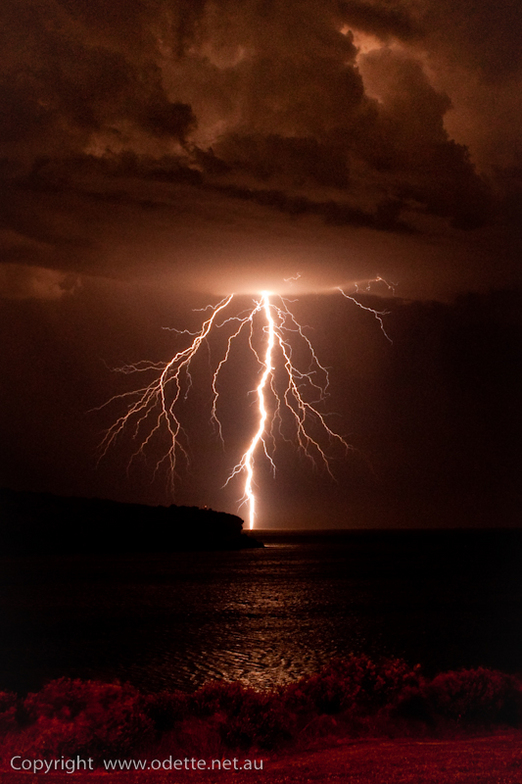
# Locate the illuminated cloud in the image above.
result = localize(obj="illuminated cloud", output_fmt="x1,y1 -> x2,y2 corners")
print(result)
0,0 -> 508,253
0,263 -> 80,300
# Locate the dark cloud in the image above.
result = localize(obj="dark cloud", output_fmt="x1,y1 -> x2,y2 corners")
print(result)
0,0 -> 196,163
214,134 -> 351,188
0,0 -> 506,245
422,0 -> 522,84
0,3 -> 518,304
0,263 -> 79,300
338,0 -> 422,42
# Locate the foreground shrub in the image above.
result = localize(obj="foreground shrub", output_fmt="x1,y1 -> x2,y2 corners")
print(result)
1,660 -> 521,766
0,693 -> 18,735
143,690 -> 189,732
19,678 -> 154,758
426,668 -> 522,728
191,680 -> 249,718
191,681 -> 291,749
217,690 -> 291,750
284,655 -> 422,717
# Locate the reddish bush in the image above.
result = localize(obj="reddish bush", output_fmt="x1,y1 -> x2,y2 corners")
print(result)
21,678 -> 153,758
0,693 -> 18,735
216,690 -> 291,750
190,680 -> 248,717
143,690 -> 189,732
426,668 -> 522,728
1,660 -> 521,765
190,681 -> 291,749
285,656 -> 422,717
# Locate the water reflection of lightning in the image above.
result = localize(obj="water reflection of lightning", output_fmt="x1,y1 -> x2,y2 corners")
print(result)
97,284 -> 390,529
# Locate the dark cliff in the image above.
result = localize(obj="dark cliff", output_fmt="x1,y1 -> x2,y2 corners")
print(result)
0,489 -> 263,554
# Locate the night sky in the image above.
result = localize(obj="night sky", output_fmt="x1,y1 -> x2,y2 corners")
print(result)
1,0 -> 520,528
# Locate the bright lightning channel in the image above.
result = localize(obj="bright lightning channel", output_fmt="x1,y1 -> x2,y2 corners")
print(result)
97,284 -> 390,529
233,292 -> 274,529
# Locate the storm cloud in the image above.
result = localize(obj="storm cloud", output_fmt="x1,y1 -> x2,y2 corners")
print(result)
2,0 -> 520,301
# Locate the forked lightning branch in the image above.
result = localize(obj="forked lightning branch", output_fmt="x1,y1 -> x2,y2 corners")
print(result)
97,286 -> 391,529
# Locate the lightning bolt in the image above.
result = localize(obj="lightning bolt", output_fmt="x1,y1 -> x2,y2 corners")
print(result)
338,277 -> 395,344
96,283 -> 391,529
225,292 -> 275,529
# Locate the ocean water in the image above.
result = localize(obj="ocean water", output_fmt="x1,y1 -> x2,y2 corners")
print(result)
1,529 -> 521,694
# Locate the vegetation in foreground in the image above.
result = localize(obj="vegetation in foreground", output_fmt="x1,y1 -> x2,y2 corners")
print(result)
1,656 -> 521,768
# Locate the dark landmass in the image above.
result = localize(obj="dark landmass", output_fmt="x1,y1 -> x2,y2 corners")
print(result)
0,488 -> 263,554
